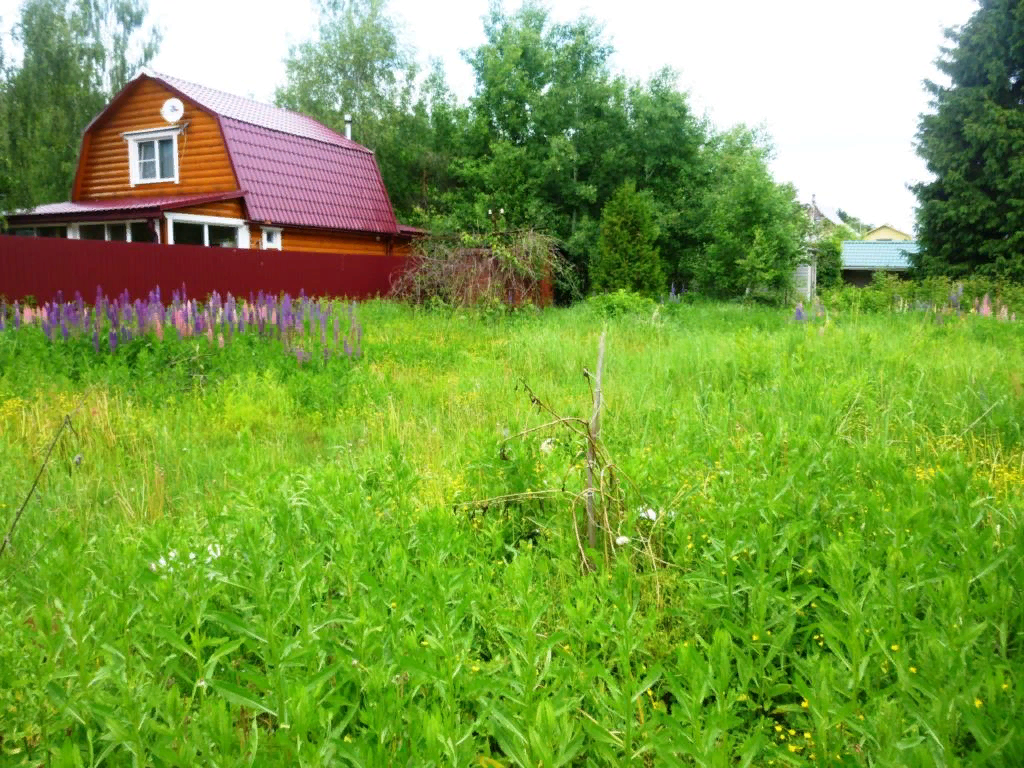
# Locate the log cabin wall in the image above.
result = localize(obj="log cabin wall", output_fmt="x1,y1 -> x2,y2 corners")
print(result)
75,80 -> 238,201
174,199 -> 247,219
281,228 -> 390,256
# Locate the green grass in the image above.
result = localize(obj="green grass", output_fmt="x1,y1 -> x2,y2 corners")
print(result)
1,301 -> 1022,766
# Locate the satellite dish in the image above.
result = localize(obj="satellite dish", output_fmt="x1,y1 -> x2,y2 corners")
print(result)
160,97 -> 184,123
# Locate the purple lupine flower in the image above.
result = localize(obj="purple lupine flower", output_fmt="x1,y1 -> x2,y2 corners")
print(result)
344,338 -> 352,358
794,302 -> 806,322
333,315 -> 340,348
41,318 -> 52,341
93,327 -> 100,354
109,330 -> 118,353
60,319 -> 70,341
323,346 -> 329,363
13,302 -> 20,330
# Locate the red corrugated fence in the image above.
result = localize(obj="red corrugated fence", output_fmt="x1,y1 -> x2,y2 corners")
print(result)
0,235 -> 408,302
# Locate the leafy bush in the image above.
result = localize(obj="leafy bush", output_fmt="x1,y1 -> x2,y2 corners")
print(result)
821,273 -> 1024,315
585,289 -> 657,318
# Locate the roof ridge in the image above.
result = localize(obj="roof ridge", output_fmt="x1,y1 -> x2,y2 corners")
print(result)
141,69 -> 369,152
145,68 -> 303,121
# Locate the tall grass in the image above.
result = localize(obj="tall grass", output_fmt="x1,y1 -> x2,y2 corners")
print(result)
1,300 -> 1021,765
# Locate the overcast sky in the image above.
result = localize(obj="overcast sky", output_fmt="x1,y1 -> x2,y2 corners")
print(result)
2,0 -> 980,234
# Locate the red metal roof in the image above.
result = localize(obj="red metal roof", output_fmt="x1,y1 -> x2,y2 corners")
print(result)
140,72 -> 400,235
152,72 -> 361,149
6,192 -> 244,222
220,117 -> 397,233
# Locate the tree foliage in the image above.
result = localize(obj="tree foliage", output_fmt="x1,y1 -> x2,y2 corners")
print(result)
0,0 -> 159,211
591,181 -> 662,295
813,229 -> 845,290
276,0 -> 464,224
278,0 -> 809,301
693,128 -> 809,298
913,0 -> 1024,280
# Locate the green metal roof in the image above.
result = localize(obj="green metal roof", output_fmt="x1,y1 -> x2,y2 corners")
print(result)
841,241 -> 918,270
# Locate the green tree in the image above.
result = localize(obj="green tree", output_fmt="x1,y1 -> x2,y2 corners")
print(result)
278,0 -> 472,222
913,0 -> 1024,279
590,180 -> 663,295
695,127 -> 808,299
1,0 -> 158,210
812,229 -> 845,290
277,0 -> 414,124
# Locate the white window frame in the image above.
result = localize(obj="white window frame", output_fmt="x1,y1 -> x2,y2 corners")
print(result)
68,220 -> 149,242
164,212 -> 251,249
14,225 -> 72,237
261,227 -> 283,250
124,126 -> 182,187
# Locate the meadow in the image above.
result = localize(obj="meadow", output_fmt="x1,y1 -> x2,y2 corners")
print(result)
0,294 -> 1022,766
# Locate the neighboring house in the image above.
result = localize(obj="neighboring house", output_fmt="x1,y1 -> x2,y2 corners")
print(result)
795,195 -> 856,299
841,240 -> 918,286
803,195 -> 856,236
862,224 -> 912,242
4,70 -> 418,257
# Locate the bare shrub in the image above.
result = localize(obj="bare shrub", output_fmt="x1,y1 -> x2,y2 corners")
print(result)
391,230 -> 579,307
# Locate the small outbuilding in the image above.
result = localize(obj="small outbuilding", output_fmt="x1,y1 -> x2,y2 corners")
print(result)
841,240 -> 918,286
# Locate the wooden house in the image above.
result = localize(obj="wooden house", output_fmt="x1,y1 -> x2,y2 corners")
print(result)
862,224 -> 912,242
4,70 -> 420,257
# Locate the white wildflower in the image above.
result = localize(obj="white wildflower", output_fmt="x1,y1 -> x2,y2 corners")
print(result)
168,550 -> 178,560
615,536 -> 630,546
638,508 -> 658,522
149,562 -> 157,572
158,556 -> 167,568
189,552 -> 197,561
540,438 -> 556,455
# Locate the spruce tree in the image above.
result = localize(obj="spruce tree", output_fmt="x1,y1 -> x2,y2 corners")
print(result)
913,0 -> 1024,279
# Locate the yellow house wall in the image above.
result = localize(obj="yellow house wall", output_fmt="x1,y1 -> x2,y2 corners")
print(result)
863,225 -> 912,242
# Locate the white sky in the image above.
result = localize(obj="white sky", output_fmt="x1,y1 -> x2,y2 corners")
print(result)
2,0 -> 979,234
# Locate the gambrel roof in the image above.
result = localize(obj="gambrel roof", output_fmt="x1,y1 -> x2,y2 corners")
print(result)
82,70 -> 400,235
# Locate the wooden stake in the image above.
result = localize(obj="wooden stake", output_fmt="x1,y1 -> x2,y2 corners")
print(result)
585,331 -> 605,552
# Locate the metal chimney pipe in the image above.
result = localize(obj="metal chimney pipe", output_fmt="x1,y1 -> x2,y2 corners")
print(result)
344,114 -> 352,141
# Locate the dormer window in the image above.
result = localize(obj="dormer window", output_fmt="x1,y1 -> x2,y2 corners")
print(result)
123,127 -> 181,186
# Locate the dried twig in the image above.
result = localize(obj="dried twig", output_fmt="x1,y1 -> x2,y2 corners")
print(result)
1,403 -> 83,558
